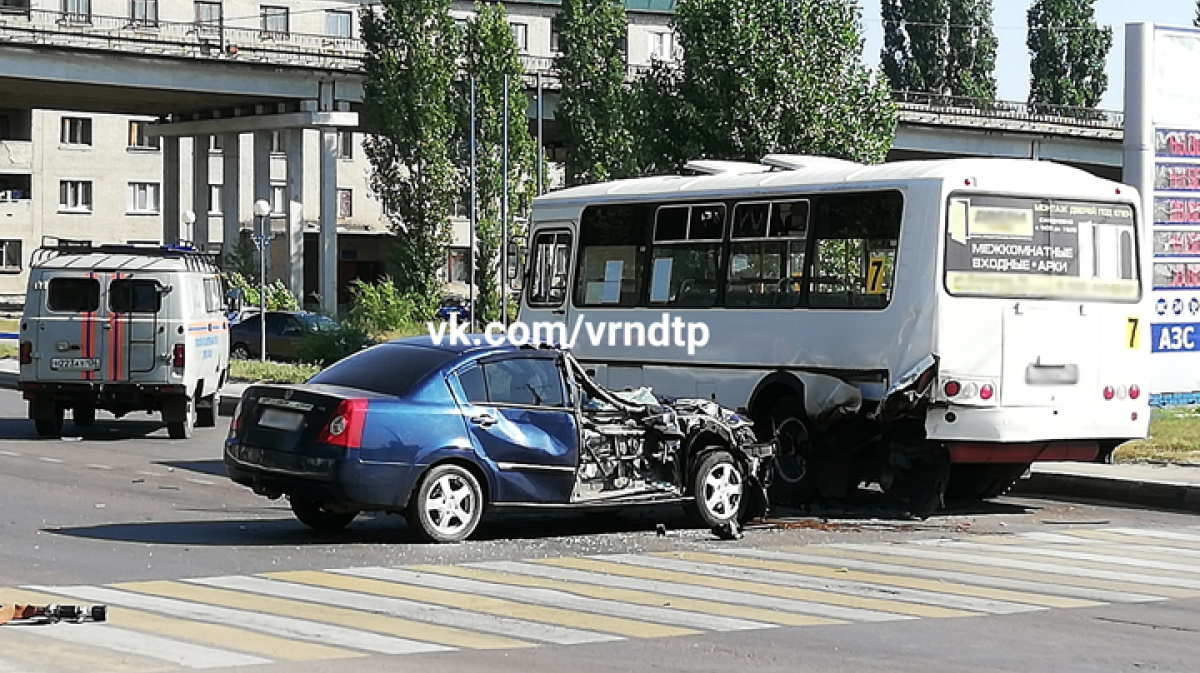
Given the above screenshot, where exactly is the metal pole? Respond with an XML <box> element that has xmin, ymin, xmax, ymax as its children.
<box><xmin>501</xmin><ymin>74</ymin><xmax>509</xmax><ymax>327</ymax></box>
<box><xmin>258</xmin><ymin>215</ymin><xmax>267</xmax><ymax>363</ymax></box>
<box><xmin>469</xmin><ymin>77</ymin><xmax>478</xmax><ymax>334</ymax></box>
<box><xmin>536</xmin><ymin>72</ymin><xmax>544</xmax><ymax>196</ymax></box>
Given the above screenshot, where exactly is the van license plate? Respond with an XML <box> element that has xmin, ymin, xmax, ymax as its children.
<box><xmin>259</xmin><ymin>408</ymin><xmax>305</xmax><ymax>432</ymax></box>
<box><xmin>50</xmin><ymin>358</ymin><xmax>101</xmax><ymax>371</ymax></box>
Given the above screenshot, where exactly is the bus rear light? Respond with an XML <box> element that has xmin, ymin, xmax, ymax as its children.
<box><xmin>980</xmin><ymin>384</ymin><xmax>994</xmax><ymax>400</ymax></box>
<box><xmin>943</xmin><ymin>380</ymin><xmax>961</xmax><ymax>397</ymax></box>
<box><xmin>1130</xmin><ymin>385</ymin><xmax>1141</xmax><ymax>400</ymax></box>
<box><xmin>1116</xmin><ymin>385</ymin><xmax>1128</xmax><ymax>400</ymax></box>
<box><xmin>1103</xmin><ymin>385</ymin><xmax>1115</xmax><ymax>401</ymax></box>
<box><xmin>963</xmin><ymin>382</ymin><xmax>978</xmax><ymax>398</ymax></box>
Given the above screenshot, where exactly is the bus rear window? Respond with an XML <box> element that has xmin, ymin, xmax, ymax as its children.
<box><xmin>48</xmin><ymin>278</ymin><xmax>100</xmax><ymax>313</ymax></box>
<box><xmin>944</xmin><ymin>195</ymin><xmax>1140</xmax><ymax>302</ymax></box>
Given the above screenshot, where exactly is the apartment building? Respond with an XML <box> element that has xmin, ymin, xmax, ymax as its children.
<box><xmin>0</xmin><ymin>0</ymin><xmax>675</xmax><ymax>309</ymax></box>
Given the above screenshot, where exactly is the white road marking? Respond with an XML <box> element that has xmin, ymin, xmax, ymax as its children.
<box><xmin>84</xmin><ymin>464</ymin><xmax>112</xmax><ymax>470</ymax></box>
<box><xmin>1015</xmin><ymin>532</ymin><xmax>1200</xmax><ymax>558</ymax></box>
<box><xmin>714</xmin><ymin>548</ymin><xmax>1163</xmax><ymax>604</ymax></box>
<box><xmin>0</xmin><ymin>450</ymin><xmax>20</xmax><ymax>457</ymax></box>
<box><xmin>339</xmin><ymin>566</ymin><xmax>771</xmax><ymax>632</ymax></box>
<box><xmin>15</xmin><ymin>623</ymin><xmax>269</xmax><ymax>669</ymax></box>
<box><xmin>917</xmin><ymin>539</ymin><xmax>1200</xmax><ymax>575</ymax></box>
<box><xmin>593</xmin><ymin>554</ymin><xmax>1040</xmax><ymax>616</ymax></box>
<box><xmin>187</xmin><ymin>478</ymin><xmax>216</xmax><ymax>485</ymax></box>
<box><xmin>833</xmin><ymin>544</ymin><xmax>1200</xmax><ymax>591</ymax></box>
<box><xmin>193</xmin><ymin>575</ymin><xmax>619</xmax><ymax>646</ymax></box>
<box><xmin>26</xmin><ymin>585</ymin><xmax>452</xmax><ymax>656</ymax></box>
<box><xmin>136</xmin><ymin>470</ymin><xmax>166</xmax><ymax>477</ymax></box>
<box><xmin>37</xmin><ymin>457</ymin><xmax>65</xmax><ymax>464</ymax></box>
<box><xmin>1107</xmin><ymin>528</ymin><xmax>1200</xmax><ymax>544</ymax></box>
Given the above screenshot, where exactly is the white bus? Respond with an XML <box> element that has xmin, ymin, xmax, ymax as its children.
<box><xmin>518</xmin><ymin>156</ymin><xmax>1150</xmax><ymax>515</ymax></box>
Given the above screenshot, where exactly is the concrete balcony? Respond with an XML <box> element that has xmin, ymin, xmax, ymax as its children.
<box><xmin>0</xmin><ymin>196</ymin><xmax>32</xmax><ymax>229</ymax></box>
<box><xmin>0</xmin><ymin>139</ymin><xmax>32</xmax><ymax>171</ymax></box>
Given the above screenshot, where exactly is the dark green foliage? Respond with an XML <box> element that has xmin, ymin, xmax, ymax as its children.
<box><xmin>881</xmin><ymin>0</ymin><xmax>996</xmax><ymax>99</ymax></box>
<box><xmin>359</xmin><ymin>0</ymin><xmax>460</xmax><ymax>310</ymax></box>
<box><xmin>295</xmin><ymin>324</ymin><xmax>374</xmax><ymax>367</ymax></box>
<box><xmin>345</xmin><ymin>276</ymin><xmax>425</xmax><ymax>337</ymax></box>
<box><xmin>463</xmin><ymin>3</ymin><xmax>537</xmax><ymax>322</ymax></box>
<box><xmin>555</xmin><ymin>0</ymin><xmax>639</xmax><ymax>185</ymax></box>
<box><xmin>1026</xmin><ymin>0</ymin><xmax>1112</xmax><ymax>112</ymax></box>
<box><xmin>637</xmin><ymin>0</ymin><xmax>895</xmax><ymax>170</ymax></box>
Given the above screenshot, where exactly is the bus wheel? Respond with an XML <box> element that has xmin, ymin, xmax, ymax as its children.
<box><xmin>767</xmin><ymin>396</ymin><xmax>819</xmax><ymax>504</ymax></box>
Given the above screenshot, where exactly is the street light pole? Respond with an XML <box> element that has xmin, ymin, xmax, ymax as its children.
<box><xmin>253</xmin><ymin>199</ymin><xmax>272</xmax><ymax>363</ymax></box>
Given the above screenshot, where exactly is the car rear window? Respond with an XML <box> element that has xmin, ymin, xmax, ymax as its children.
<box><xmin>308</xmin><ymin>343</ymin><xmax>458</xmax><ymax>397</ymax></box>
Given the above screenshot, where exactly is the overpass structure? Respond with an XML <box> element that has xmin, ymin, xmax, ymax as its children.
<box><xmin>0</xmin><ymin>1</ymin><xmax>1125</xmax><ymax>313</ymax></box>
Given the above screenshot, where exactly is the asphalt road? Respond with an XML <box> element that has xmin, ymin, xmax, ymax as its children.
<box><xmin>1</xmin><ymin>388</ymin><xmax>1198</xmax><ymax>673</ymax></box>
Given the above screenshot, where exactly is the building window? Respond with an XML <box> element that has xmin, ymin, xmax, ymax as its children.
<box><xmin>337</xmin><ymin>131</ymin><xmax>353</xmax><ymax>159</ymax></box>
<box><xmin>127</xmin><ymin>182</ymin><xmax>160</xmax><ymax>214</ymax></box>
<box><xmin>337</xmin><ymin>189</ymin><xmax>352</xmax><ymax>220</ymax></box>
<box><xmin>208</xmin><ymin>184</ymin><xmax>222</xmax><ymax>215</ymax></box>
<box><xmin>130</xmin><ymin>0</ymin><xmax>157</xmax><ymax>26</ymax></box>
<box><xmin>326</xmin><ymin>10</ymin><xmax>351</xmax><ymax>39</ymax></box>
<box><xmin>194</xmin><ymin>1</ymin><xmax>220</xmax><ymax>34</ymax></box>
<box><xmin>127</xmin><ymin>121</ymin><xmax>160</xmax><ymax>150</ymax></box>
<box><xmin>550</xmin><ymin>17</ymin><xmax>560</xmax><ymax>54</ymax></box>
<box><xmin>509</xmin><ymin>22</ymin><xmax>528</xmax><ymax>53</ymax></box>
<box><xmin>261</xmin><ymin>5</ymin><xmax>288</xmax><ymax>38</ymax></box>
<box><xmin>62</xmin><ymin>0</ymin><xmax>90</xmax><ymax>22</ymax></box>
<box><xmin>649</xmin><ymin>31</ymin><xmax>675</xmax><ymax>61</ymax></box>
<box><xmin>271</xmin><ymin>185</ymin><xmax>285</xmax><ymax>215</ymax></box>
<box><xmin>60</xmin><ymin>117</ymin><xmax>92</xmax><ymax>146</ymax></box>
<box><xmin>59</xmin><ymin>180</ymin><xmax>93</xmax><ymax>213</ymax></box>
<box><xmin>0</xmin><ymin>1</ymin><xmax>32</xmax><ymax>18</ymax></box>
<box><xmin>209</xmin><ymin>134</ymin><xmax>223</xmax><ymax>152</ymax></box>
<box><xmin>0</xmin><ymin>240</ymin><xmax>22</xmax><ymax>272</ymax></box>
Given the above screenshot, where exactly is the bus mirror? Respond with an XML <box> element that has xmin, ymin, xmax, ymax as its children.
<box><xmin>507</xmin><ymin>241</ymin><xmax>525</xmax><ymax>292</ymax></box>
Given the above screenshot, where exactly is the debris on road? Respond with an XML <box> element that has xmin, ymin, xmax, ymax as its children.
<box><xmin>1</xmin><ymin>603</ymin><xmax>107</xmax><ymax>625</ymax></box>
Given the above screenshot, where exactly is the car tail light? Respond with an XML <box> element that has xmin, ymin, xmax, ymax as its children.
<box><xmin>943</xmin><ymin>380</ymin><xmax>961</xmax><ymax>397</ymax></box>
<box><xmin>980</xmin><ymin>384</ymin><xmax>994</xmax><ymax>400</ymax></box>
<box><xmin>173</xmin><ymin>344</ymin><xmax>185</xmax><ymax>368</ymax></box>
<box><xmin>19</xmin><ymin>341</ymin><xmax>31</xmax><ymax>365</ymax></box>
<box><xmin>318</xmin><ymin>399</ymin><xmax>368</xmax><ymax>449</ymax></box>
<box><xmin>230</xmin><ymin>397</ymin><xmax>245</xmax><ymax>433</ymax></box>
<box><xmin>1103</xmin><ymin>385</ymin><xmax>1115</xmax><ymax>401</ymax></box>
<box><xmin>1129</xmin><ymin>384</ymin><xmax>1141</xmax><ymax>400</ymax></box>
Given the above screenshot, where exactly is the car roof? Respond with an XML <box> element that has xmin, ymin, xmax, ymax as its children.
<box><xmin>386</xmin><ymin>335</ymin><xmax>558</xmax><ymax>357</ymax></box>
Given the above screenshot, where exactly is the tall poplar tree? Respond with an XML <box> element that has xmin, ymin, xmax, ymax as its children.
<box><xmin>360</xmin><ymin>0</ymin><xmax>460</xmax><ymax>311</ymax></box>
<box><xmin>463</xmin><ymin>3</ymin><xmax>537</xmax><ymax>322</ymax></box>
<box><xmin>881</xmin><ymin>0</ymin><xmax>996</xmax><ymax>100</ymax></box>
<box><xmin>1027</xmin><ymin>0</ymin><xmax>1112</xmax><ymax>112</ymax></box>
<box><xmin>555</xmin><ymin>0</ymin><xmax>638</xmax><ymax>185</ymax></box>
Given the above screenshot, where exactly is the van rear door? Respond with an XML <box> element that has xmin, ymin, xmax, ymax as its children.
<box><xmin>37</xmin><ymin>273</ymin><xmax>108</xmax><ymax>383</ymax></box>
<box><xmin>108</xmin><ymin>275</ymin><xmax>165</xmax><ymax>379</ymax></box>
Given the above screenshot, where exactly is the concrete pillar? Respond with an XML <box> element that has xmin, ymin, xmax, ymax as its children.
<box><xmin>191</xmin><ymin>134</ymin><xmax>209</xmax><ymax>247</ymax></box>
<box><xmin>319</xmin><ymin>128</ymin><xmax>338</xmax><ymax>315</ymax></box>
<box><xmin>285</xmin><ymin>128</ymin><xmax>304</xmax><ymax>302</ymax></box>
<box><xmin>163</xmin><ymin>136</ymin><xmax>180</xmax><ymax>244</ymax></box>
<box><xmin>253</xmin><ymin>130</ymin><xmax>272</xmax><ymax>279</ymax></box>
<box><xmin>221</xmin><ymin>132</ymin><xmax>240</xmax><ymax>258</ymax></box>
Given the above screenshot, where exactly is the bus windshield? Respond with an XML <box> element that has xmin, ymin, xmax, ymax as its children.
<box><xmin>943</xmin><ymin>194</ymin><xmax>1139</xmax><ymax>302</ymax></box>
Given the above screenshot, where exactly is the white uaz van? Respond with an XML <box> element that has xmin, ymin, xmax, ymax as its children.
<box><xmin>18</xmin><ymin>240</ymin><xmax>232</xmax><ymax>439</ymax></box>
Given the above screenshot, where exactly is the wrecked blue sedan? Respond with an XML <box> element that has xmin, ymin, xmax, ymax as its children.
<box><xmin>224</xmin><ymin>337</ymin><xmax>774</xmax><ymax>542</ymax></box>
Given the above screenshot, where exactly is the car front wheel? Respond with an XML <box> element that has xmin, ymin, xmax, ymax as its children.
<box><xmin>408</xmin><ymin>464</ymin><xmax>484</xmax><ymax>543</ymax></box>
<box><xmin>685</xmin><ymin>449</ymin><xmax>745</xmax><ymax>528</ymax></box>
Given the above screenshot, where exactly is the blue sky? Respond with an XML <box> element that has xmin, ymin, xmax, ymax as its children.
<box><xmin>858</xmin><ymin>1</ymin><xmax>1195</xmax><ymax>110</ymax></box>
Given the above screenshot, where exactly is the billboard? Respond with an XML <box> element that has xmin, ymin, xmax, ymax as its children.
<box><xmin>1124</xmin><ymin>23</ymin><xmax>1200</xmax><ymax>405</ymax></box>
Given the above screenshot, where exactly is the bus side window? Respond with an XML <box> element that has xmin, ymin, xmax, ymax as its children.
<box><xmin>648</xmin><ymin>204</ymin><xmax>724</xmax><ymax>307</ymax></box>
<box><xmin>528</xmin><ymin>231</ymin><xmax>572</xmax><ymax>307</ymax></box>
<box><xmin>809</xmin><ymin>191</ymin><xmax>903</xmax><ymax>309</ymax></box>
<box><xmin>726</xmin><ymin>200</ymin><xmax>808</xmax><ymax>308</ymax></box>
<box><xmin>575</xmin><ymin>204</ymin><xmax>649</xmax><ymax>306</ymax></box>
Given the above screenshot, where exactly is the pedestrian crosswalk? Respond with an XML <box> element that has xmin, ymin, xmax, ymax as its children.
<box><xmin>5</xmin><ymin>525</ymin><xmax>1200</xmax><ymax>671</ymax></box>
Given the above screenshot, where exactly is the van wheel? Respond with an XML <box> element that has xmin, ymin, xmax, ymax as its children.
<box><xmin>196</xmin><ymin>395</ymin><xmax>217</xmax><ymax>428</ymax></box>
<box><xmin>684</xmin><ymin>449</ymin><xmax>745</xmax><ymax>528</ymax></box>
<box><xmin>34</xmin><ymin>409</ymin><xmax>64</xmax><ymax>438</ymax></box>
<box><xmin>231</xmin><ymin>343</ymin><xmax>251</xmax><ymax>360</ymax></box>
<box><xmin>290</xmin><ymin>497</ymin><xmax>357</xmax><ymax>531</ymax></box>
<box><xmin>73</xmin><ymin>404</ymin><xmax>96</xmax><ymax>427</ymax></box>
<box><xmin>165</xmin><ymin>396</ymin><xmax>195</xmax><ymax>440</ymax></box>
<box><xmin>408</xmin><ymin>464</ymin><xmax>484</xmax><ymax>543</ymax></box>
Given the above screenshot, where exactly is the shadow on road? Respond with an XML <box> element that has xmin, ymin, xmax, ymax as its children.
<box><xmin>0</xmin><ymin>416</ymin><xmax>164</xmax><ymax>441</ymax></box>
<box><xmin>157</xmin><ymin>459</ymin><xmax>227</xmax><ymax>476</ymax></box>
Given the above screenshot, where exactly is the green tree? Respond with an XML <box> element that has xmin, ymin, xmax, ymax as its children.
<box><xmin>463</xmin><ymin>3</ymin><xmax>538</xmax><ymax>322</ymax></box>
<box><xmin>638</xmin><ymin>0</ymin><xmax>895</xmax><ymax>169</ymax></box>
<box><xmin>881</xmin><ymin>0</ymin><xmax>996</xmax><ymax>100</ymax></box>
<box><xmin>1026</xmin><ymin>0</ymin><xmax>1112</xmax><ymax>112</ymax></box>
<box><xmin>1195</xmin><ymin>0</ymin><xmax>1199</xmax><ymax>27</ymax></box>
<box><xmin>555</xmin><ymin>0</ymin><xmax>638</xmax><ymax>185</ymax></box>
<box><xmin>360</xmin><ymin>0</ymin><xmax>460</xmax><ymax>312</ymax></box>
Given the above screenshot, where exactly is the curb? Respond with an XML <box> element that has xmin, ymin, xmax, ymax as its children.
<box><xmin>1012</xmin><ymin>472</ymin><xmax>1200</xmax><ymax>513</ymax></box>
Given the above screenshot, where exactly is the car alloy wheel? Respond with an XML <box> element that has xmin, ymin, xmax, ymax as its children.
<box><xmin>686</xmin><ymin>449</ymin><xmax>745</xmax><ymax>528</ymax></box>
<box><xmin>409</xmin><ymin>464</ymin><xmax>483</xmax><ymax>543</ymax></box>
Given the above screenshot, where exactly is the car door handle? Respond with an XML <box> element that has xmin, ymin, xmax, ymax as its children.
<box><xmin>469</xmin><ymin>413</ymin><xmax>497</xmax><ymax>428</ymax></box>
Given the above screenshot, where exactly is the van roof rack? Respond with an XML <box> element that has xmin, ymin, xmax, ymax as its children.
<box><xmin>32</xmin><ymin>237</ymin><xmax>220</xmax><ymax>273</ymax></box>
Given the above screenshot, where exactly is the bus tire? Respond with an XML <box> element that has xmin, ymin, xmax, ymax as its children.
<box><xmin>767</xmin><ymin>396</ymin><xmax>819</xmax><ymax>504</ymax></box>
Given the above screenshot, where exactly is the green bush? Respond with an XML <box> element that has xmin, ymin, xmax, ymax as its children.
<box><xmin>227</xmin><ymin>272</ymin><xmax>299</xmax><ymax>312</ymax></box>
<box><xmin>346</xmin><ymin>276</ymin><xmax>430</xmax><ymax>338</ymax></box>
<box><xmin>230</xmin><ymin>359</ymin><xmax>320</xmax><ymax>384</ymax></box>
<box><xmin>294</xmin><ymin>323</ymin><xmax>374</xmax><ymax>367</ymax></box>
